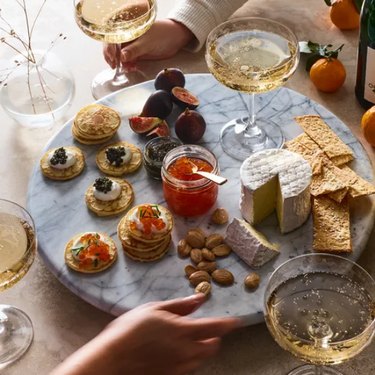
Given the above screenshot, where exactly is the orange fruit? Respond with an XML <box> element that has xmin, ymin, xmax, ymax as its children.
<box><xmin>330</xmin><ymin>0</ymin><xmax>360</xmax><ymax>30</ymax></box>
<box><xmin>361</xmin><ymin>106</ymin><xmax>375</xmax><ymax>146</ymax></box>
<box><xmin>309</xmin><ymin>57</ymin><xmax>346</xmax><ymax>93</ymax></box>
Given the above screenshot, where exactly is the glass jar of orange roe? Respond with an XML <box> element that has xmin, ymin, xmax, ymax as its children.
<box><xmin>161</xmin><ymin>145</ymin><xmax>219</xmax><ymax>217</ymax></box>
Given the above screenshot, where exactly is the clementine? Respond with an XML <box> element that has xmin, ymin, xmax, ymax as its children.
<box><xmin>309</xmin><ymin>57</ymin><xmax>346</xmax><ymax>93</ymax></box>
<box><xmin>361</xmin><ymin>106</ymin><xmax>375</xmax><ymax>146</ymax></box>
<box><xmin>329</xmin><ymin>0</ymin><xmax>360</xmax><ymax>30</ymax></box>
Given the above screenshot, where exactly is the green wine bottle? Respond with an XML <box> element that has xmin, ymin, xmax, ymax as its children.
<box><xmin>355</xmin><ymin>0</ymin><xmax>375</xmax><ymax>109</ymax></box>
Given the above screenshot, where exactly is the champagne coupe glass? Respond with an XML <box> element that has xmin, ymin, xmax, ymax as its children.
<box><xmin>74</xmin><ymin>0</ymin><xmax>157</xmax><ymax>99</ymax></box>
<box><xmin>205</xmin><ymin>17</ymin><xmax>300</xmax><ymax>160</ymax></box>
<box><xmin>0</xmin><ymin>199</ymin><xmax>37</xmax><ymax>366</ymax></box>
<box><xmin>264</xmin><ymin>253</ymin><xmax>375</xmax><ymax>375</ymax></box>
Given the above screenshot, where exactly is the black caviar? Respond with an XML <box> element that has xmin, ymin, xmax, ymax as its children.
<box><xmin>143</xmin><ymin>137</ymin><xmax>182</xmax><ymax>180</ymax></box>
<box><xmin>105</xmin><ymin>146</ymin><xmax>126</xmax><ymax>167</ymax></box>
<box><xmin>50</xmin><ymin>147</ymin><xmax>68</xmax><ymax>165</ymax></box>
<box><xmin>93</xmin><ymin>177</ymin><xmax>113</xmax><ymax>193</ymax></box>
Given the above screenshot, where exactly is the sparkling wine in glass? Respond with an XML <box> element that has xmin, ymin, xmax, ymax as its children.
<box><xmin>264</xmin><ymin>253</ymin><xmax>375</xmax><ymax>375</ymax></box>
<box><xmin>0</xmin><ymin>199</ymin><xmax>37</xmax><ymax>366</ymax></box>
<box><xmin>74</xmin><ymin>0</ymin><xmax>157</xmax><ymax>99</ymax></box>
<box><xmin>206</xmin><ymin>17</ymin><xmax>299</xmax><ymax>160</ymax></box>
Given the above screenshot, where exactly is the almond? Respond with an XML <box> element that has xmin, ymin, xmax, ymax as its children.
<box><xmin>210</xmin><ymin>208</ymin><xmax>229</xmax><ymax>225</ymax></box>
<box><xmin>244</xmin><ymin>272</ymin><xmax>260</xmax><ymax>289</ymax></box>
<box><xmin>197</xmin><ymin>261</ymin><xmax>217</xmax><ymax>273</ymax></box>
<box><xmin>212</xmin><ymin>243</ymin><xmax>232</xmax><ymax>257</ymax></box>
<box><xmin>205</xmin><ymin>233</ymin><xmax>224</xmax><ymax>249</ymax></box>
<box><xmin>190</xmin><ymin>248</ymin><xmax>203</xmax><ymax>264</ymax></box>
<box><xmin>202</xmin><ymin>248</ymin><xmax>215</xmax><ymax>261</ymax></box>
<box><xmin>186</xmin><ymin>229</ymin><xmax>205</xmax><ymax>249</ymax></box>
<box><xmin>189</xmin><ymin>270</ymin><xmax>211</xmax><ymax>286</ymax></box>
<box><xmin>184</xmin><ymin>264</ymin><xmax>197</xmax><ymax>277</ymax></box>
<box><xmin>177</xmin><ymin>239</ymin><xmax>192</xmax><ymax>258</ymax></box>
<box><xmin>212</xmin><ymin>269</ymin><xmax>234</xmax><ymax>286</ymax></box>
<box><xmin>194</xmin><ymin>281</ymin><xmax>211</xmax><ymax>296</ymax></box>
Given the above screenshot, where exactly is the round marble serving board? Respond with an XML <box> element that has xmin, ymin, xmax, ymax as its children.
<box><xmin>27</xmin><ymin>74</ymin><xmax>375</xmax><ymax>325</ymax></box>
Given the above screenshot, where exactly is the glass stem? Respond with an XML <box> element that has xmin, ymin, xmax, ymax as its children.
<box><xmin>112</xmin><ymin>43</ymin><xmax>127</xmax><ymax>85</ymax></box>
<box><xmin>248</xmin><ymin>92</ymin><xmax>256</xmax><ymax>127</ymax></box>
<box><xmin>242</xmin><ymin>93</ymin><xmax>264</xmax><ymax>140</ymax></box>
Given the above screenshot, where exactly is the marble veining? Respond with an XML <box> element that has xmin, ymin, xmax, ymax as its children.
<box><xmin>27</xmin><ymin>74</ymin><xmax>375</xmax><ymax>325</ymax></box>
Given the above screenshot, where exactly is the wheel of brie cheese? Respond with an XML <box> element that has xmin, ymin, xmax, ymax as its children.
<box><xmin>240</xmin><ymin>148</ymin><xmax>312</xmax><ymax>234</ymax></box>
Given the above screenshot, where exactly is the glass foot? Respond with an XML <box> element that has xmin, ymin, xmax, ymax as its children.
<box><xmin>288</xmin><ymin>364</ymin><xmax>343</xmax><ymax>375</ymax></box>
<box><xmin>91</xmin><ymin>68</ymin><xmax>147</xmax><ymax>100</ymax></box>
<box><xmin>220</xmin><ymin>116</ymin><xmax>284</xmax><ymax>160</ymax></box>
<box><xmin>0</xmin><ymin>305</ymin><xmax>33</xmax><ymax>366</ymax></box>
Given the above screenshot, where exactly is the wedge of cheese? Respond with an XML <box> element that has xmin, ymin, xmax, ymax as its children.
<box><xmin>225</xmin><ymin>218</ymin><xmax>279</xmax><ymax>268</ymax></box>
<box><xmin>240</xmin><ymin>149</ymin><xmax>312</xmax><ymax>233</ymax></box>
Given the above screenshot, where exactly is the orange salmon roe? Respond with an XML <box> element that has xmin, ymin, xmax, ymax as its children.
<box><xmin>130</xmin><ymin>205</ymin><xmax>166</xmax><ymax>236</ymax></box>
<box><xmin>76</xmin><ymin>233</ymin><xmax>110</xmax><ymax>269</ymax></box>
<box><xmin>167</xmin><ymin>157</ymin><xmax>213</xmax><ymax>181</ymax></box>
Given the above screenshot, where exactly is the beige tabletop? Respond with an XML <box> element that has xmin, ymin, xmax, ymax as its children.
<box><xmin>1</xmin><ymin>0</ymin><xmax>375</xmax><ymax>374</ymax></box>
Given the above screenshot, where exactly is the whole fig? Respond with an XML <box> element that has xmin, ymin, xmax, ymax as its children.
<box><xmin>141</xmin><ymin>90</ymin><xmax>173</xmax><ymax>119</ymax></box>
<box><xmin>175</xmin><ymin>109</ymin><xmax>206</xmax><ymax>143</ymax></box>
<box><xmin>154</xmin><ymin>68</ymin><xmax>185</xmax><ymax>92</ymax></box>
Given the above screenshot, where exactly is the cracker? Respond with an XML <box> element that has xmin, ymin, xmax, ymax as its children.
<box><xmin>74</xmin><ymin>104</ymin><xmax>121</xmax><ymax>137</ymax></box>
<box><xmin>96</xmin><ymin>141</ymin><xmax>142</xmax><ymax>176</ymax></box>
<box><xmin>310</xmin><ymin>162</ymin><xmax>348</xmax><ymax>196</ymax></box>
<box><xmin>285</xmin><ymin>134</ymin><xmax>326</xmax><ymax>175</ymax></box>
<box><xmin>72</xmin><ymin>124</ymin><xmax>115</xmax><ymax>145</ymax></box>
<box><xmin>122</xmin><ymin>235</ymin><xmax>171</xmax><ymax>262</ymax></box>
<box><xmin>40</xmin><ymin>146</ymin><xmax>85</xmax><ymax>181</ymax></box>
<box><xmin>327</xmin><ymin>187</ymin><xmax>348</xmax><ymax>203</ymax></box>
<box><xmin>330</xmin><ymin>154</ymin><xmax>354</xmax><ymax>166</ymax></box>
<box><xmin>294</xmin><ymin>115</ymin><xmax>354</xmax><ymax>160</ymax></box>
<box><xmin>338</xmin><ymin>165</ymin><xmax>375</xmax><ymax>198</ymax></box>
<box><xmin>118</xmin><ymin>229</ymin><xmax>166</xmax><ymax>253</ymax></box>
<box><xmin>85</xmin><ymin>178</ymin><xmax>134</xmax><ymax>217</ymax></box>
<box><xmin>65</xmin><ymin>232</ymin><xmax>117</xmax><ymax>273</ymax></box>
<box><xmin>312</xmin><ymin>196</ymin><xmax>351</xmax><ymax>253</ymax></box>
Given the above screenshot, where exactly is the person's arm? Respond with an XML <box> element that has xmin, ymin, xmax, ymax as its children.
<box><xmin>168</xmin><ymin>0</ymin><xmax>248</xmax><ymax>52</ymax></box>
<box><xmin>103</xmin><ymin>0</ymin><xmax>248</xmax><ymax>68</ymax></box>
<box><xmin>50</xmin><ymin>294</ymin><xmax>241</xmax><ymax>375</ymax></box>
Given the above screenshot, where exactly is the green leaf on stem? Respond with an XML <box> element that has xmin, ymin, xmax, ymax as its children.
<box><xmin>299</xmin><ymin>41</ymin><xmax>344</xmax><ymax>71</ymax></box>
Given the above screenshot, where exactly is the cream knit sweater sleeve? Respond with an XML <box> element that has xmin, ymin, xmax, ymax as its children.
<box><xmin>167</xmin><ymin>0</ymin><xmax>248</xmax><ymax>52</ymax></box>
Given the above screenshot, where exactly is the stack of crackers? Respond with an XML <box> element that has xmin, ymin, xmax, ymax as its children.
<box><xmin>285</xmin><ymin>115</ymin><xmax>375</xmax><ymax>253</ymax></box>
<box><xmin>72</xmin><ymin>104</ymin><xmax>121</xmax><ymax>145</ymax></box>
<box><xmin>117</xmin><ymin>204</ymin><xmax>174</xmax><ymax>262</ymax></box>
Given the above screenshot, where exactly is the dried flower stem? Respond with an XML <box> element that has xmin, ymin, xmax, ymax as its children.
<box><xmin>0</xmin><ymin>0</ymin><xmax>66</xmax><ymax>115</ymax></box>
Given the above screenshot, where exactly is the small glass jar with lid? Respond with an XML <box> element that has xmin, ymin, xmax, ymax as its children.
<box><xmin>161</xmin><ymin>144</ymin><xmax>219</xmax><ymax>216</ymax></box>
<box><xmin>143</xmin><ymin>137</ymin><xmax>182</xmax><ymax>180</ymax></box>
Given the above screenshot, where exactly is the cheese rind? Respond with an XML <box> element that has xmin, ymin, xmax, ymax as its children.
<box><xmin>240</xmin><ymin>149</ymin><xmax>312</xmax><ymax>233</ymax></box>
<box><xmin>225</xmin><ymin>218</ymin><xmax>279</xmax><ymax>268</ymax></box>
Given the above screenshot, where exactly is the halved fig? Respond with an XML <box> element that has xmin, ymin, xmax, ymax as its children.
<box><xmin>171</xmin><ymin>87</ymin><xmax>199</xmax><ymax>109</ymax></box>
<box><xmin>147</xmin><ymin>120</ymin><xmax>170</xmax><ymax>137</ymax></box>
<box><xmin>129</xmin><ymin>116</ymin><xmax>162</xmax><ymax>134</ymax></box>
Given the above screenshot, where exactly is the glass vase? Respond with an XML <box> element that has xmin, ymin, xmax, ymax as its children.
<box><xmin>0</xmin><ymin>50</ymin><xmax>75</xmax><ymax>128</ymax></box>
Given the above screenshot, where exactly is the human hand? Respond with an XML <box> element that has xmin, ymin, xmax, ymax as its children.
<box><xmin>50</xmin><ymin>294</ymin><xmax>241</xmax><ymax>375</ymax></box>
<box><xmin>103</xmin><ymin>19</ymin><xmax>194</xmax><ymax>70</ymax></box>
